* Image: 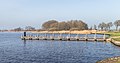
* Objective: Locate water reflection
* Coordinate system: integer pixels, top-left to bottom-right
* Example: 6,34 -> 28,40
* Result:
23,40 -> 26,47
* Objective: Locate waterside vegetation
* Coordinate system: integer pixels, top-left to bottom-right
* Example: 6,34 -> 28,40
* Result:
1,19 -> 120,42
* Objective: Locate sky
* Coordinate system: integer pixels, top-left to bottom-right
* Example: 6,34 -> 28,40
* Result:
0,0 -> 120,29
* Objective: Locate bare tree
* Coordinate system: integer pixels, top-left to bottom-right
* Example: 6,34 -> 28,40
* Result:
69,20 -> 88,30
14,27 -> 23,31
107,22 -> 113,31
98,22 -> 105,31
58,22 -> 69,30
50,23 -> 58,29
42,20 -> 88,30
114,20 -> 120,31
25,26 -> 35,31
42,20 -> 58,30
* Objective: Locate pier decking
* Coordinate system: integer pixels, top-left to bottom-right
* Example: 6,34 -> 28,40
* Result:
21,32 -> 107,42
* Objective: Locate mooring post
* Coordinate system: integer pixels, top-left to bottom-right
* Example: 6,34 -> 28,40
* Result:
67,32 -> 71,40
44,33 -> 47,40
36,34 -> 39,40
24,32 -> 26,37
76,34 -> 79,41
103,33 -> 106,41
85,34 -> 88,41
51,33 -> 54,40
76,34 -> 78,38
94,32 -> 97,41
68,32 -> 71,40
59,33 -> 62,40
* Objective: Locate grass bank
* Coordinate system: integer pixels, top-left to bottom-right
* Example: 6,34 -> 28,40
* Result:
104,32 -> 120,41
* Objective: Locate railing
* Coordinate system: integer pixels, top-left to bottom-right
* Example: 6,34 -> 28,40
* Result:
21,32 -> 107,41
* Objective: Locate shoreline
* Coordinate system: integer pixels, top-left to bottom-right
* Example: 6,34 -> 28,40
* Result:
0,30 -> 107,34
96,34 -> 120,63
1,30 -> 120,63
31,30 -> 106,34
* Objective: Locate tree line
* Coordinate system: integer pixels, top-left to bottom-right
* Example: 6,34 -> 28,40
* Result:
12,26 -> 36,31
7,19 -> 120,31
42,20 -> 120,31
42,20 -> 88,31
97,20 -> 120,31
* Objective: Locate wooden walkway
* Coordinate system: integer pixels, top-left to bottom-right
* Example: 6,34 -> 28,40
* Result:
21,32 -> 107,42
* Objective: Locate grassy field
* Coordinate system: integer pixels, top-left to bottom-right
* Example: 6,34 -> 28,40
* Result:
97,31 -> 120,41
104,31 -> 120,41
112,38 -> 120,41
105,32 -> 120,37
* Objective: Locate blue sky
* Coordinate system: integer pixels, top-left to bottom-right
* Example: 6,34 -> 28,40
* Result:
0,0 -> 120,29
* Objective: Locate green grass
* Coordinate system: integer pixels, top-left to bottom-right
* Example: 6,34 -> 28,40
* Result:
100,32 -> 120,41
104,31 -> 120,41
105,32 -> 120,37
113,38 -> 120,41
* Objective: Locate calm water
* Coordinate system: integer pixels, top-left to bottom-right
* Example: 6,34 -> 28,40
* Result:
0,32 -> 120,63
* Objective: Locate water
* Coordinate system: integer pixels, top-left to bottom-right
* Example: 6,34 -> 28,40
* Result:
0,32 -> 120,63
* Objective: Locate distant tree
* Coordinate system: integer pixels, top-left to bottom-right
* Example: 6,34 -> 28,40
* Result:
98,22 -> 107,31
107,22 -> 113,31
25,26 -> 35,31
50,22 -> 58,29
42,20 -> 58,30
89,26 -> 93,30
78,20 -> 88,30
98,22 -> 113,31
14,27 -> 23,31
58,22 -> 69,30
98,23 -> 103,31
42,20 -> 88,30
66,20 -> 88,30
114,20 -> 120,31
67,21 -> 73,29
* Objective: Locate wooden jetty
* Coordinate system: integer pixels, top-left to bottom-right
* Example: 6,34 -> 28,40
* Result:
21,32 -> 107,42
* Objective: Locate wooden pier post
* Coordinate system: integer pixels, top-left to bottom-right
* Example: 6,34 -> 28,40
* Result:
103,33 -> 106,41
85,34 -> 88,41
44,33 -> 47,40
51,33 -> 55,40
75,34 -> 79,41
94,33 -> 97,41
35,35 -> 39,40
59,33 -> 62,40
67,32 -> 71,41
